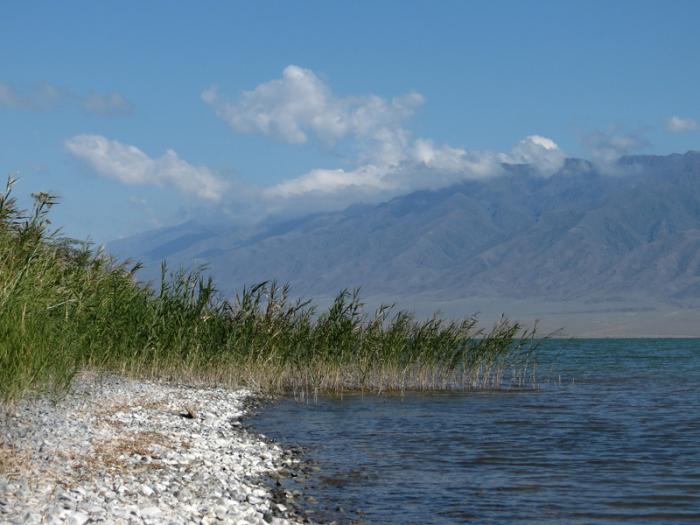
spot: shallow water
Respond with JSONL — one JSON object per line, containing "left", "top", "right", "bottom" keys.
{"left": 249, "top": 339, "right": 700, "bottom": 524}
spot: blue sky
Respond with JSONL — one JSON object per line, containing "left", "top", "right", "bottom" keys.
{"left": 2, "top": 0, "right": 699, "bottom": 242}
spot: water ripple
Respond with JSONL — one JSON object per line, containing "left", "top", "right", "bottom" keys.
{"left": 251, "top": 339, "right": 700, "bottom": 524}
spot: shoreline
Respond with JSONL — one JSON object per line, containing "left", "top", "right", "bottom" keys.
{"left": 0, "top": 373, "right": 305, "bottom": 525}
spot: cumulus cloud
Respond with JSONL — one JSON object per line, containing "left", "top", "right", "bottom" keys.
{"left": 202, "top": 65, "right": 565, "bottom": 213}
{"left": 198, "top": 65, "right": 568, "bottom": 216}
{"left": 64, "top": 67, "right": 569, "bottom": 222}
{"left": 0, "top": 81, "right": 132, "bottom": 115}
{"left": 666, "top": 115, "right": 697, "bottom": 133}
{"left": 65, "top": 135, "right": 228, "bottom": 201}
{"left": 202, "top": 65, "right": 424, "bottom": 153}
{"left": 505, "top": 135, "right": 566, "bottom": 175}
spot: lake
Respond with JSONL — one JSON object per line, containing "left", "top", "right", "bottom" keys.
{"left": 249, "top": 339, "right": 700, "bottom": 524}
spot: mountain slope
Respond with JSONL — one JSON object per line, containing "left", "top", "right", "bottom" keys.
{"left": 109, "top": 152, "right": 700, "bottom": 308}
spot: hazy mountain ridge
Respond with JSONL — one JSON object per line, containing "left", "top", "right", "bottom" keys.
{"left": 110, "top": 152, "right": 700, "bottom": 307}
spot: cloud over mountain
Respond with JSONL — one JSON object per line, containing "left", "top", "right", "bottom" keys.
{"left": 507, "top": 135, "right": 566, "bottom": 175}
{"left": 110, "top": 152, "right": 700, "bottom": 323}
{"left": 66, "top": 66, "right": 568, "bottom": 221}
{"left": 583, "top": 128, "right": 649, "bottom": 166}
{"left": 261, "top": 134, "right": 566, "bottom": 216}
{"left": 197, "top": 65, "right": 567, "bottom": 216}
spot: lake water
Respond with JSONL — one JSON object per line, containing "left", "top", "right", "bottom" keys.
{"left": 249, "top": 339, "right": 700, "bottom": 524}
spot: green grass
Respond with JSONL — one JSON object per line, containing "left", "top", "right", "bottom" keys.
{"left": 0, "top": 177, "right": 539, "bottom": 403}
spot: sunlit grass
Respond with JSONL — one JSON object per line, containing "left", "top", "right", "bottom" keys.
{"left": 0, "top": 176, "right": 539, "bottom": 403}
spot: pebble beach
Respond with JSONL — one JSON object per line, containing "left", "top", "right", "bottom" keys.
{"left": 0, "top": 373, "right": 304, "bottom": 525}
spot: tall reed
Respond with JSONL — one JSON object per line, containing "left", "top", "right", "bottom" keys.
{"left": 0, "top": 178, "right": 539, "bottom": 402}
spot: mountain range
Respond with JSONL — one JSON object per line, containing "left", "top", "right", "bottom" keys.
{"left": 110, "top": 151, "right": 700, "bottom": 336}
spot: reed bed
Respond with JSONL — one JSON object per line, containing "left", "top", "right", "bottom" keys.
{"left": 0, "top": 177, "right": 539, "bottom": 403}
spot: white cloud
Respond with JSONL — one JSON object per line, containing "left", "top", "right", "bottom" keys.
{"left": 504, "top": 135, "right": 566, "bottom": 175}
{"left": 65, "top": 67, "right": 569, "bottom": 222}
{"left": 203, "top": 65, "right": 566, "bottom": 213}
{"left": 63, "top": 128, "right": 565, "bottom": 222}
{"left": 202, "top": 65, "right": 423, "bottom": 151}
{"left": 82, "top": 92, "right": 133, "bottom": 116}
{"left": 666, "top": 115, "right": 697, "bottom": 133}
{"left": 264, "top": 165, "right": 388, "bottom": 199}
{"left": 410, "top": 139, "right": 503, "bottom": 176}
{"left": 260, "top": 134, "right": 565, "bottom": 216}
{"left": 260, "top": 165, "right": 391, "bottom": 217}
{"left": 65, "top": 135, "right": 228, "bottom": 201}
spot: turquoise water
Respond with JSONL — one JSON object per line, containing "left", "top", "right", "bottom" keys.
{"left": 249, "top": 340, "right": 700, "bottom": 524}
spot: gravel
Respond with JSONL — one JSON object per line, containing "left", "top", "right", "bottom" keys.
{"left": 0, "top": 373, "right": 305, "bottom": 524}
